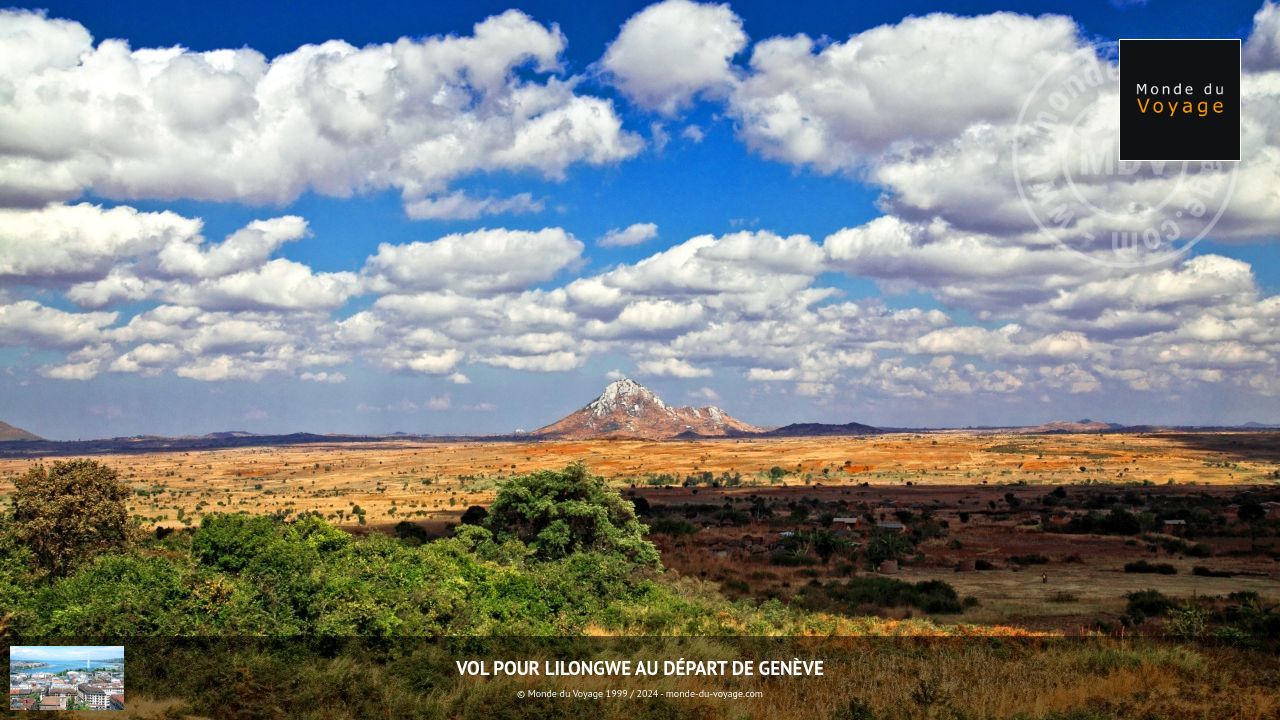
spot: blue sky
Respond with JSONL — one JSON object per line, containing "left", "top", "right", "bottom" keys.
{"left": 1, "top": 0, "right": 1278, "bottom": 438}
{"left": 24, "top": 0, "right": 1267, "bottom": 57}
{"left": 10, "top": 646, "right": 124, "bottom": 662}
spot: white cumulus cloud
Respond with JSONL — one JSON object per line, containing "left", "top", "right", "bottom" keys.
{"left": 0, "top": 9, "right": 641, "bottom": 211}
{"left": 601, "top": 0, "right": 747, "bottom": 114}
{"left": 597, "top": 222, "right": 659, "bottom": 247}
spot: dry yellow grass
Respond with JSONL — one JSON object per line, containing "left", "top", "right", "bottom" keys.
{"left": 0, "top": 432, "right": 1272, "bottom": 529}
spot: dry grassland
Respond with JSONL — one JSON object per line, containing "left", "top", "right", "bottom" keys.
{"left": 0, "top": 432, "right": 1273, "bottom": 530}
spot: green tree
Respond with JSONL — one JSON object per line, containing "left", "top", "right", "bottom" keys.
{"left": 12, "top": 459, "right": 134, "bottom": 578}
{"left": 865, "top": 532, "right": 914, "bottom": 566}
{"left": 1238, "top": 501, "right": 1266, "bottom": 550}
{"left": 801, "top": 528, "right": 846, "bottom": 564}
{"left": 485, "top": 463, "right": 659, "bottom": 565}
{"left": 460, "top": 505, "right": 489, "bottom": 526}
{"left": 1238, "top": 501, "right": 1266, "bottom": 523}
{"left": 0, "top": 512, "right": 34, "bottom": 632}
{"left": 191, "top": 513, "right": 280, "bottom": 572}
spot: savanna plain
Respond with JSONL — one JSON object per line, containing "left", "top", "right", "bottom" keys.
{"left": 2, "top": 431, "right": 1277, "bottom": 719}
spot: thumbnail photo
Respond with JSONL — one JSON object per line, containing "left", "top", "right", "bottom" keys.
{"left": 9, "top": 646, "right": 124, "bottom": 711}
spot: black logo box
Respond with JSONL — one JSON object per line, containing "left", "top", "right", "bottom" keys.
{"left": 1119, "top": 39, "right": 1240, "bottom": 161}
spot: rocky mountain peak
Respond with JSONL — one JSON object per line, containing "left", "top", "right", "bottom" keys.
{"left": 533, "top": 379, "right": 759, "bottom": 439}
{"left": 587, "top": 378, "right": 667, "bottom": 417}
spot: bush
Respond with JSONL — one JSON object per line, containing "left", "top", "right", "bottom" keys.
{"left": 714, "top": 507, "right": 750, "bottom": 526}
{"left": 1227, "top": 590, "right": 1260, "bottom": 605}
{"left": 770, "top": 551, "right": 818, "bottom": 567}
{"left": 1166, "top": 605, "right": 1207, "bottom": 638}
{"left": 0, "top": 514, "right": 34, "bottom": 626}
{"left": 1054, "top": 508, "right": 1143, "bottom": 535}
{"left": 12, "top": 459, "right": 135, "bottom": 578}
{"left": 629, "top": 496, "right": 651, "bottom": 516}
{"left": 460, "top": 505, "right": 489, "bottom": 526}
{"left": 909, "top": 520, "right": 947, "bottom": 542}
{"left": 1221, "top": 593, "right": 1280, "bottom": 637}
{"left": 1187, "top": 542, "right": 1212, "bottom": 558}
{"left": 1126, "top": 589, "right": 1174, "bottom": 618}
{"left": 1191, "top": 565, "right": 1232, "bottom": 578}
{"left": 485, "top": 463, "right": 658, "bottom": 565}
{"left": 831, "top": 698, "right": 878, "bottom": 720}
{"left": 191, "top": 514, "right": 281, "bottom": 572}
{"left": 865, "top": 532, "right": 914, "bottom": 565}
{"left": 829, "top": 576, "right": 966, "bottom": 613}
{"left": 1008, "top": 553, "right": 1050, "bottom": 565}
{"left": 647, "top": 517, "right": 699, "bottom": 536}
{"left": 394, "top": 520, "right": 430, "bottom": 544}
{"left": 26, "top": 552, "right": 300, "bottom": 636}
{"left": 1124, "top": 560, "right": 1177, "bottom": 575}
{"left": 801, "top": 528, "right": 849, "bottom": 564}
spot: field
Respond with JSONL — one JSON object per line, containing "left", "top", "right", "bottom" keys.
{"left": 0, "top": 432, "right": 1275, "bottom": 527}
{"left": 2, "top": 431, "right": 1276, "bottom": 634}
{"left": 649, "top": 479, "right": 1279, "bottom": 631}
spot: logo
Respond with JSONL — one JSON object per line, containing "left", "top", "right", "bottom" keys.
{"left": 1119, "top": 39, "right": 1240, "bottom": 161}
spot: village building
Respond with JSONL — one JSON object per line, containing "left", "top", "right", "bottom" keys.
{"left": 77, "top": 683, "right": 113, "bottom": 710}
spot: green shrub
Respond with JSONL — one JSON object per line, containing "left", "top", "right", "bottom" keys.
{"left": 828, "top": 576, "right": 965, "bottom": 613}
{"left": 770, "top": 551, "right": 819, "bottom": 567}
{"left": 1126, "top": 589, "right": 1174, "bottom": 618}
{"left": 394, "top": 520, "right": 430, "bottom": 544}
{"left": 865, "top": 532, "right": 914, "bottom": 565}
{"left": 1008, "top": 553, "right": 1050, "bottom": 565}
{"left": 485, "top": 463, "right": 658, "bottom": 565}
{"left": 1186, "top": 542, "right": 1212, "bottom": 558}
{"left": 713, "top": 507, "right": 750, "bottom": 526}
{"left": 1166, "top": 605, "right": 1207, "bottom": 638}
{"left": 460, "top": 505, "right": 489, "bottom": 525}
{"left": 647, "top": 517, "right": 699, "bottom": 536}
{"left": 11, "top": 459, "right": 135, "bottom": 578}
{"left": 1124, "top": 560, "right": 1177, "bottom": 575}
{"left": 27, "top": 553, "right": 284, "bottom": 635}
{"left": 191, "top": 513, "right": 281, "bottom": 572}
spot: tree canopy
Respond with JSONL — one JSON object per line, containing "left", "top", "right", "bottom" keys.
{"left": 12, "top": 459, "right": 134, "bottom": 578}
{"left": 484, "top": 463, "right": 658, "bottom": 565}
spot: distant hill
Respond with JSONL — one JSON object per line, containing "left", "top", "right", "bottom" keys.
{"left": 762, "top": 421, "right": 883, "bottom": 437}
{"left": 0, "top": 421, "right": 42, "bottom": 441}
{"left": 1016, "top": 419, "right": 1122, "bottom": 434}
{"left": 532, "top": 378, "right": 761, "bottom": 440}
{"left": 0, "top": 431, "right": 425, "bottom": 458}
